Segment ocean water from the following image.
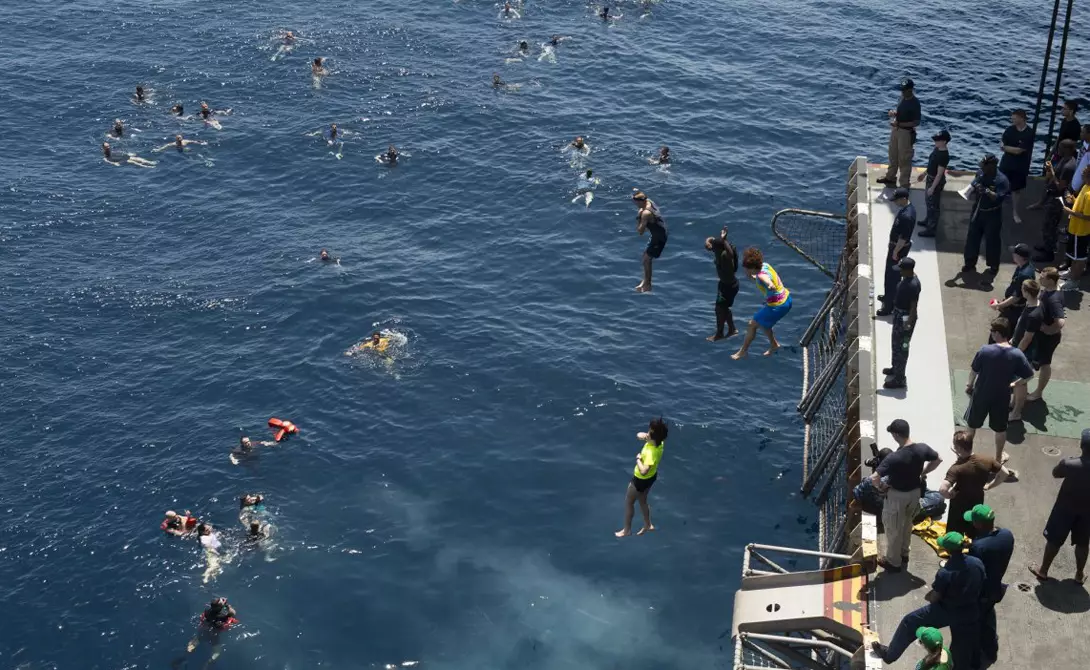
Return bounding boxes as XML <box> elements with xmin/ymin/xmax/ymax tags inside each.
<box><xmin>1</xmin><ymin>1</ymin><xmax>1085</xmax><ymax>668</ymax></box>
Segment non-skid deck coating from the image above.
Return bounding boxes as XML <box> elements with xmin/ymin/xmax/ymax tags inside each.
<box><xmin>865</xmin><ymin>165</ymin><xmax>1090</xmax><ymax>669</ymax></box>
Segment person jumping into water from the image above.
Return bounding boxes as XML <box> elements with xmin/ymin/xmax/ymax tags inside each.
<box><xmin>633</xmin><ymin>190</ymin><xmax>667</xmax><ymax>292</ymax></box>
<box><xmin>616</xmin><ymin>417</ymin><xmax>668</xmax><ymax>537</ymax></box>
<box><xmin>102</xmin><ymin>142</ymin><xmax>156</xmax><ymax>168</ymax></box>
<box><xmin>706</xmin><ymin>226</ymin><xmax>740</xmax><ymax>340</ymax></box>
<box><xmin>732</xmin><ymin>247</ymin><xmax>792</xmax><ymax>359</ymax></box>
<box><xmin>153</xmin><ymin>134</ymin><xmax>208</xmax><ymax>152</ymax></box>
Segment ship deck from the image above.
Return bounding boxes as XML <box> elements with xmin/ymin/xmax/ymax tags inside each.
<box><xmin>864</xmin><ymin>165</ymin><xmax>1090</xmax><ymax>668</ymax></box>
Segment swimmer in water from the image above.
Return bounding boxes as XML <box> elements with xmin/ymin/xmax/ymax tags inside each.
<box><xmin>111</xmin><ymin>119</ymin><xmax>125</xmax><ymax>137</ymax></box>
<box><xmin>312</xmin><ymin>57</ymin><xmax>329</xmax><ymax>76</ymax></box>
<box><xmin>102</xmin><ymin>142</ymin><xmax>156</xmax><ymax>168</ymax></box>
<box><xmin>570</xmin><ymin>136</ymin><xmax>587</xmax><ymax>152</ymax></box>
<box><xmin>383</xmin><ymin>144</ymin><xmax>399</xmax><ymax>165</ymax></box>
<box><xmin>549</xmin><ymin>35</ymin><xmax>569</xmax><ymax>46</ymax></box>
<box><xmin>246</xmin><ymin>520</ymin><xmax>268</xmax><ymax>541</ymax></box>
<box><xmin>599</xmin><ymin>5</ymin><xmax>622</xmax><ymax>20</ymax></box>
<box><xmin>492</xmin><ymin>73</ymin><xmax>505</xmax><ymax>88</ymax></box>
<box><xmin>651</xmin><ymin>145</ymin><xmax>670</xmax><ymax>165</ymax></box>
<box><xmin>171</xmin><ymin>103</ymin><xmax>185</xmax><ymax>116</ymax></box>
<box><xmin>362</xmin><ymin>331</ymin><xmax>390</xmax><ymax>353</ymax></box>
<box><xmin>153</xmin><ymin>134</ymin><xmax>208</xmax><ymax>152</ymax></box>
<box><xmin>134</xmin><ymin>85</ymin><xmax>145</xmax><ymax>103</ymax></box>
<box><xmin>197</xmin><ymin>523</ymin><xmax>224</xmax><ymax>583</ymax></box>
<box><xmin>230</xmin><ymin>435</ymin><xmax>275</xmax><ymax>464</ymax></box>
<box><xmin>199</xmin><ymin>102</ymin><xmax>230</xmax><ymax>128</ymax></box>
<box><xmin>161</xmin><ymin>510</ymin><xmax>195</xmax><ymax>537</ymax></box>
<box><xmin>320</xmin><ymin>249</ymin><xmax>341</xmax><ymax>264</ymax></box>
<box><xmin>239</xmin><ymin>493</ymin><xmax>265</xmax><ymax>523</ymax></box>
<box><xmin>500</xmin><ymin>2</ymin><xmax>521</xmax><ymax>18</ymax></box>
<box><xmin>185</xmin><ymin>597</ymin><xmax>236</xmax><ymax>659</ymax></box>
<box><xmin>518</xmin><ymin>40</ymin><xmax>530</xmax><ymax>54</ymax></box>
<box><xmin>572</xmin><ymin>169</ymin><xmax>599</xmax><ymax>207</ymax></box>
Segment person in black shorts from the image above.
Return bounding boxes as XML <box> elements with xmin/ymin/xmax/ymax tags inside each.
<box><xmin>705</xmin><ymin>226</ymin><xmax>739</xmax><ymax>340</ymax></box>
<box><xmin>998</xmin><ymin>109</ymin><xmax>1034</xmax><ymax>224</ymax></box>
<box><xmin>1030</xmin><ymin>428</ymin><xmax>1090</xmax><ymax>584</ymax></box>
<box><xmin>964</xmin><ymin>318</ymin><xmax>1034</xmax><ymax>465</ymax></box>
<box><xmin>633</xmin><ymin>190</ymin><xmax>668</xmax><ymax>293</ymax></box>
<box><xmin>1028</xmin><ymin>267</ymin><xmax>1066</xmax><ymax>402</ymax></box>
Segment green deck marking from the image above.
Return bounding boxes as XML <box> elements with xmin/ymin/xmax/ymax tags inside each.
<box><xmin>950</xmin><ymin>369</ymin><xmax>1090</xmax><ymax>440</ymax></box>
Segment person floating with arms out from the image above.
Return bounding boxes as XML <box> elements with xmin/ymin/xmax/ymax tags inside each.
<box><xmin>705</xmin><ymin>225</ymin><xmax>739</xmax><ymax>340</ymax></box>
<box><xmin>102</xmin><ymin>142</ymin><xmax>156</xmax><ymax>168</ymax></box>
<box><xmin>153</xmin><ymin>134</ymin><xmax>208</xmax><ymax>153</ymax></box>
<box><xmin>731</xmin><ymin>247</ymin><xmax>792</xmax><ymax>358</ymax></box>
<box><xmin>230</xmin><ymin>435</ymin><xmax>275</xmax><ymax>465</ymax></box>
<box><xmin>632</xmin><ymin>190</ymin><xmax>667</xmax><ymax>292</ymax></box>
<box><xmin>616</xmin><ymin>417</ymin><xmax>667</xmax><ymax>537</ymax></box>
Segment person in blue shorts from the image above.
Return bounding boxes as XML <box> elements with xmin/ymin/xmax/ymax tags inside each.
<box><xmin>732</xmin><ymin>247</ymin><xmax>792</xmax><ymax>359</ymax></box>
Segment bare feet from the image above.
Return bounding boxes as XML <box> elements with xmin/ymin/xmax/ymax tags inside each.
<box><xmin>730</xmin><ymin>350</ymin><xmax>747</xmax><ymax>360</ymax></box>
<box><xmin>707</xmin><ymin>334</ymin><xmax>725</xmax><ymax>342</ymax></box>
<box><xmin>763</xmin><ymin>343</ymin><xmax>781</xmax><ymax>356</ymax></box>
<box><xmin>1029</xmin><ymin>564</ymin><xmax>1051</xmax><ymax>581</ymax></box>
<box><xmin>187</xmin><ymin>640</ymin><xmax>198</xmax><ymax>653</ymax></box>
<box><xmin>615</xmin><ymin>529</ymin><xmax>631</xmax><ymax>538</ymax></box>
<box><xmin>636</xmin><ymin>524</ymin><xmax>655</xmax><ymax>535</ymax></box>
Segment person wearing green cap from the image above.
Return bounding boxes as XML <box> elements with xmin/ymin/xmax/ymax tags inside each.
<box><xmin>966</xmin><ymin>504</ymin><xmax>1015</xmax><ymax>665</ymax></box>
<box><xmin>872</xmin><ymin>531</ymin><xmax>984</xmax><ymax>670</ymax></box>
<box><xmin>912</xmin><ymin>626</ymin><xmax>951</xmax><ymax>670</ymax></box>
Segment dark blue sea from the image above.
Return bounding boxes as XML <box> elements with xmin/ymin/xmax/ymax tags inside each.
<box><xmin>1</xmin><ymin>1</ymin><xmax>1085</xmax><ymax>668</ymax></box>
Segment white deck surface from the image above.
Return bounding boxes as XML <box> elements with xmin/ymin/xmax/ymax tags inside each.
<box><xmin>868</xmin><ymin>181</ymin><xmax>956</xmax><ymax>516</ymax></box>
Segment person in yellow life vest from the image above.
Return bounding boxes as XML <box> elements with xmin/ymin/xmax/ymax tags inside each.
<box><xmin>615</xmin><ymin>417</ymin><xmax>667</xmax><ymax>537</ymax></box>
<box><xmin>356</xmin><ymin>331</ymin><xmax>390</xmax><ymax>355</ymax></box>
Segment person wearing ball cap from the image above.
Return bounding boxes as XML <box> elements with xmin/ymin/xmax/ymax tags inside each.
<box><xmin>965</xmin><ymin>504</ymin><xmax>1014</xmax><ymax>666</ymax></box>
<box><xmin>877</xmin><ymin>77</ymin><xmax>921</xmax><ymax>189</ymax></box>
<box><xmin>877</xmin><ymin>187</ymin><xmax>915</xmax><ymax>318</ymax></box>
<box><xmin>912</xmin><ymin>626</ymin><xmax>951</xmax><ymax>670</ymax></box>
<box><xmin>962</xmin><ymin>153</ymin><xmax>1011</xmax><ymax>277</ymax></box>
<box><xmin>881</xmin><ymin>255</ymin><xmax>920</xmax><ymax>389</ymax></box>
<box><xmin>872</xmin><ymin>531</ymin><xmax>983</xmax><ymax>670</ymax></box>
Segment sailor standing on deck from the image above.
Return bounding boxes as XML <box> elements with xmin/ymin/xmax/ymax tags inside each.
<box><xmin>877</xmin><ymin>78</ymin><xmax>921</xmax><ymax>189</ymax></box>
<box><xmin>877</xmin><ymin>188</ymin><xmax>915</xmax><ymax>317</ymax></box>
<box><xmin>962</xmin><ymin>154</ymin><xmax>1011</xmax><ymax>278</ymax></box>
<box><xmin>917</xmin><ymin>129</ymin><xmax>950</xmax><ymax>238</ymax></box>
<box><xmin>965</xmin><ymin>504</ymin><xmax>1015</xmax><ymax>667</ymax></box>
<box><xmin>881</xmin><ymin>257</ymin><xmax>919</xmax><ymax>390</ymax></box>
<box><xmin>870</xmin><ymin>420</ymin><xmax>942</xmax><ymax>572</ymax></box>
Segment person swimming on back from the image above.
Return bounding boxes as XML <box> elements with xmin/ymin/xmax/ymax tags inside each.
<box><xmin>153</xmin><ymin>134</ymin><xmax>208</xmax><ymax>152</ymax></box>
<box><xmin>197</xmin><ymin>523</ymin><xmax>221</xmax><ymax>552</ymax></box>
<box><xmin>282</xmin><ymin>30</ymin><xmax>296</xmax><ymax>45</ymax></box>
<box><xmin>549</xmin><ymin>35</ymin><xmax>567</xmax><ymax>46</ymax></box>
<box><xmin>199</xmin><ymin>102</ymin><xmax>212</xmax><ymax>120</ymax></box>
<box><xmin>102</xmin><ymin>142</ymin><xmax>156</xmax><ymax>168</ymax></box>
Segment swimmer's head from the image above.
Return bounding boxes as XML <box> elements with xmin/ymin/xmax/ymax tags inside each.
<box><xmin>320</xmin><ymin>249</ymin><xmax>330</xmax><ymax>261</ymax></box>
<box><xmin>197</xmin><ymin>523</ymin><xmax>209</xmax><ymax>535</ymax></box>
<box><xmin>285</xmin><ymin>31</ymin><xmax>294</xmax><ymax>38</ymax></box>
<box><xmin>519</xmin><ymin>40</ymin><xmax>528</xmax><ymax>49</ymax></box>
<box><xmin>388</xmin><ymin>144</ymin><xmax>397</xmax><ymax>155</ymax></box>
<box><xmin>632</xmin><ymin>190</ymin><xmax>648</xmax><ymax>204</ymax></box>
<box><xmin>573</xmin><ymin>136</ymin><xmax>584</xmax><ymax>147</ymax></box>
<box><xmin>647</xmin><ymin>416</ymin><xmax>668</xmax><ymax>444</ymax></box>
<box><xmin>550</xmin><ymin>35</ymin><xmax>560</xmax><ymax>44</ymax></box>
<box><xmin>660</xmin><ymin>146</ymin><xmax>670</xmax><ymax>155</ymax></box>
<box><xmin>136</xmin><ymin>85</ymin><xmax>144</xmax><ymax>98</ymax></box>
<box><xmin>210</xmin><ymin>597</ymin><xmax>227</xmax><ymax>608</ymax></box>
<box><xmin>200</xmin><ymin>101</ymin><xmax>209</xmax><ymax>109</ymax></box>
<box><xmin>101</xmin><ymin>142</ymin><xmax>112</xmax><ymax>156</ymax></box>
<box><xmin>240</xmin><ymin>436</ymin><xmax>252</xmax><ymax>449</ymax></box>
<box><xmin>250</xmin><ymin>521</ymin><xmax>261</xmax><ymax>533</ymax></box>
<box><xmin>172</xmin><ymin>103</ymin><xmax>183</xmax><ymax>115</ymax></box>
<box><xmin>166</xmin><ymin>510</ymin><xmax>178</xmax><ymax>518</ymax></box>
<box><xmin>314</xmin><ymin>57</ymin><xmax>323</xmax><ymax>66</ymax></box>
<box><xmin>704</xmin><ymin>236</ymin><xmax>717</xmax><ymax>251</ymax></box>
<box><xmin>493</xmin><ymin>73</ymin><xmax>501</xmax><ymax>83</ymax></box>
<box><xmin>371</xmin><ymin>332</ymin><xmax>382</xmax><ymax>343</ymax></box>
<box><xmin>175</xmin><ymin>134</ymin><xmax>184</xmax><ymax>146</ymax></box>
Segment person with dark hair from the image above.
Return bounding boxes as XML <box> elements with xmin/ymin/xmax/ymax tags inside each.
<box><xmin>881</xmin><ymin>257</ymin><xmax>920</xmax><ymax>389</ymax></box>
<box><xmin>962</xmin><ymin>154</ymin><xmax>1010</xmax><ymax>276</ymax></box>
<box><xmin>311</xmin><ymin>57</ymin><xmax>328</xmax><ymax>77</ymax></box>
<box><xmin>917</xmin><ymin>129</ymin><xmax>950</xmax><ymax>237</ymax></box>
<box><xmin>632</xmin><ymin>191</ymin><xmax>667</xmax><ymax>293</ymax></box>
<box><xmin>101</xmin><ymin>142</ymin><xmax>157</xmax><ymax>168</ymax></box>
<box><xmin>910</xmin><ymin>627</ymin><xmax>951</xmax><ymax>670</ymax></box>
<box><xmin>731</xmin><ymin>247</ymin><xmax>791</xmax><ymax>359</ymax></box>
<box><xmin>134</xmin><ymin>85</ymin><xmax>145</xmax><ymax>103</ymax></box>
<box><xmin>877</xmin><ymin>78</ymin><xmax>921</xmax><ymax>189</ymax></box>
<box><xmin>1057</xmin><ymin>100</ymin><xmax>1081</xmax><ymax>150</ymax></box>
<box><xmin>651</xmin><ymin>145</ymin><xmax>670</xmax><ymax>165</ymax></box>
<box><xmin>1030</xmin><ymin>428</ymin><xmax>1090</xmax><ymax>584</ymax></box>
<box><xmin>705</xmin><ymin>226</ymin><xmax>739</xmax><ymax>341</ymax></box>
<box><xmin>999</xmin><ymin>109</ymin><xmax>1034</xmax><ymax>224</ymax></box>
<box><xmin>185</xmin><ymin>597</ymin><xmax>238</xmax><ymax>660</ymax></box>
<box><xmin>964</xmin><ymin>318</ymin><xmax>1034</xmax><ymax>465</ymax></box>
<box><xmin>872</xmin><ymin>532</ymin><xmax>984</xmax><ymax>670</ymax></box>
<box><xmin>1035</xmin><ymin>138</ymin><xmax>1079</xmax><ymax>262</ymax></box>
<box><xmin>1060</xmin><ymin>163</ymin><xmax>1090</xmax><ymax>290</ymax></box>
<box><xmin>989</xmin><ymin>244</ymin><xmax>1035</xmax><ymax>331</ymax></box>
<box><xmin>850</xmin><ymin>446</ymin><xmax>895</xmax><ymax>516</ymax></box>
<box><xmin>965</xmin><ymin>504</ymin><xmax>1015</xmax><ymax>666</ymax></box>
<box><xmin>1028</xmin><ymin>267</ymin><xmax>1065</xmax><ymax>402</ymax></box>
<box><xmin>615</xmin><ymin>417</ymin><xmax>668</xmax><ymax>537</ymax></box>
<box><xmin>870</xmin><ymin>419</ymin><xmax>942</xmax><ymax>572</ymax></box>
<box><xmin>171</xmin><ymin>103</ymin><xmax>185</xmax><ymax>116</ymax></box>
<box><xmin>877</xmin><ymin>188</ymin><xmax>915</xmax><ymax>317</ymax></box>
<box><xmin>940</xmin><ymin>432</ymin><xmax>1011</xmax><ymax>537</ymax></box>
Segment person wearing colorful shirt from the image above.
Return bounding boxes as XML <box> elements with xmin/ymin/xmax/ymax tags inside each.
<box><xmin>615</xmin><ymin>417</ymin><xmax>667</xmax><ymax>538</ymax></box>
<box><xmin>731</xmin><ymin>247</ymin><xmax>792</xmax><ymax>359</ymax></box>
<box><xmin>911</xmin><ymin>626</ymin><xmax>952</xmax><ymax>670</ymax></box>
<box><xmin>1060</xmin><ymin>167</ymin><xmax>1090</xmax><ymax>290</ymax></box>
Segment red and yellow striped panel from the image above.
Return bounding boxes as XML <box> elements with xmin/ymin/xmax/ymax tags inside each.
<box><xmin>822</xmin><ymin>563</ymin><xmax>868</xmax><ymax>633</ymax></box>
